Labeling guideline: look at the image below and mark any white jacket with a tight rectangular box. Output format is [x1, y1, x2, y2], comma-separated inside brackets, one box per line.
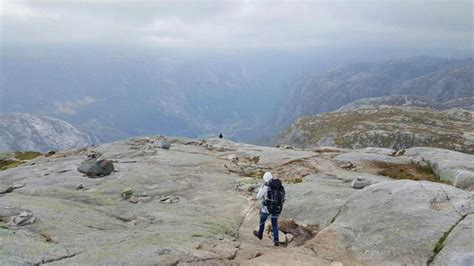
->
[256, 172, 273, 214]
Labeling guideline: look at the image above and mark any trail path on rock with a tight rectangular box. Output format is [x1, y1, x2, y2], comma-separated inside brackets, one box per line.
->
[232, 199, 332, 265]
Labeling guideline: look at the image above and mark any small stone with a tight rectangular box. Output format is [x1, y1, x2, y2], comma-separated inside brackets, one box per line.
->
[160, 196, 170, 202]
[122, 188, 133, 199]
[128, 196, 139, 204]
[45, 151, 56, 157]
[351, 178, 366, 189]
[12, 212, 36, 226]
[137, 192, 148, 197]
[393, 149, 406, 157]
[286, 233, 294, 243]
[276, 231, 287, 244]
[265, 223, 272, 234]
[341, 162, 355, 170]
[160, 141, 171, 150]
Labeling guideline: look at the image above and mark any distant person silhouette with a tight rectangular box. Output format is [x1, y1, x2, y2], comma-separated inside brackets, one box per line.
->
[218, 133, 223, 139]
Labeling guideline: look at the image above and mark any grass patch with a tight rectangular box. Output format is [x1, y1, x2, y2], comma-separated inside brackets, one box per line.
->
[246, 170, 266, 178]
[374, 161, 442, 183]
[14, 151, 43, 160]
[0, 159, 23, 171]
[285, 177, 303, 184]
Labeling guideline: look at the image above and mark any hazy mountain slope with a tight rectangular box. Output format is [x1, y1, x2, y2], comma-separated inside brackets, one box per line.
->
[0, 113, 94, 152]
[393, 58, 474, 101]
[1, 48, 321, 143]
[338, 95, 474, 111]
[277, 106, 474, 154]
[276, 57, 470, 129]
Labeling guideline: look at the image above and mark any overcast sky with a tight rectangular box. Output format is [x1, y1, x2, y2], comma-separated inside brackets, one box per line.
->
[0, 0, 472, 53]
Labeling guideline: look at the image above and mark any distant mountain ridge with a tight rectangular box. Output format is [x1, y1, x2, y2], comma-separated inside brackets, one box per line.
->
[276, 57, 474, 130]
[0, 113, 94, 152]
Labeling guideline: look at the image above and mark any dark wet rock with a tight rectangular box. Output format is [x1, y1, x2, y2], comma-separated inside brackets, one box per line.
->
[77, 157, 114, 178]
[160, 141, 171, 150]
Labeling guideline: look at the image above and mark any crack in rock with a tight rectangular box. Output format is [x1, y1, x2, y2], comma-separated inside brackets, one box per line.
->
[40, 251, 82, 264]
[427, 214, 469, 265]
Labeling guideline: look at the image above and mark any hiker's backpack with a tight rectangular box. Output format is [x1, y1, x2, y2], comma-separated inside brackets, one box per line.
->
[264, 179, 285, 214]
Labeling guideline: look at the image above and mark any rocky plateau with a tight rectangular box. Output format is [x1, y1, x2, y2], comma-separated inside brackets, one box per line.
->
[0, 137, 473, 265]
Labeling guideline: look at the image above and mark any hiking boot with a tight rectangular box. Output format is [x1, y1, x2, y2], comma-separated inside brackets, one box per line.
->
[253, 230, 262, 240]
[274, 242, 280, 247]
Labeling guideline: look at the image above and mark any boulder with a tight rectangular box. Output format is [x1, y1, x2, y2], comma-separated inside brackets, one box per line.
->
[350, 177, 365, 189]
[77, 157, 114, 178]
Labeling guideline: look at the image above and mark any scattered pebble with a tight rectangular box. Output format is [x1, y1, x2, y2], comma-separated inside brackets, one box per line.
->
[351, 177, 366, 189]
[128, 196, 139, 204]
[341, 162, 355, 170]
[11, 212, 36, 226]
[76, 184, 88, 191]
[122, 188, 133, 199]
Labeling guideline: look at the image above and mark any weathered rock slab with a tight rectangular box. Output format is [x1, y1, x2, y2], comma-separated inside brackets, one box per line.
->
[406, 147, 474, 190]
[306, 180, 473, 265]
[432, 214, 474, 266]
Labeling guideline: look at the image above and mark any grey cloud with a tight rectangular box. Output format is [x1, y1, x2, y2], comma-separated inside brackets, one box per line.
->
[0, 0, 472, 51]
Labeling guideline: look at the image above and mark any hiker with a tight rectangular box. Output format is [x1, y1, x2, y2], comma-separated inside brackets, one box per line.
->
[253, 172, 285, 246]
[218, 133, 223, 139]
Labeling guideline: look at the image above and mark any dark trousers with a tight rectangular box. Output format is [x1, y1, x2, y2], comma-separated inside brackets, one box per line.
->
[258, 212, 279, 243]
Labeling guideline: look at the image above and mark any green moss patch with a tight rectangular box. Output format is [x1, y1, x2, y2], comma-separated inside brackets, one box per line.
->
[0, 222, 8, 229]
[0, 159, 23, 171]
[14, 151, 43, 160]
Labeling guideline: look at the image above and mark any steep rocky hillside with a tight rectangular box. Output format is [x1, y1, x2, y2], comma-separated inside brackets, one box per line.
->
[276, 57, 473, 129]
[277, 106, 474, 154]
[0, 113, 94, 152]
[393, 58, 474, 101]
[1, 137, 473, 265]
